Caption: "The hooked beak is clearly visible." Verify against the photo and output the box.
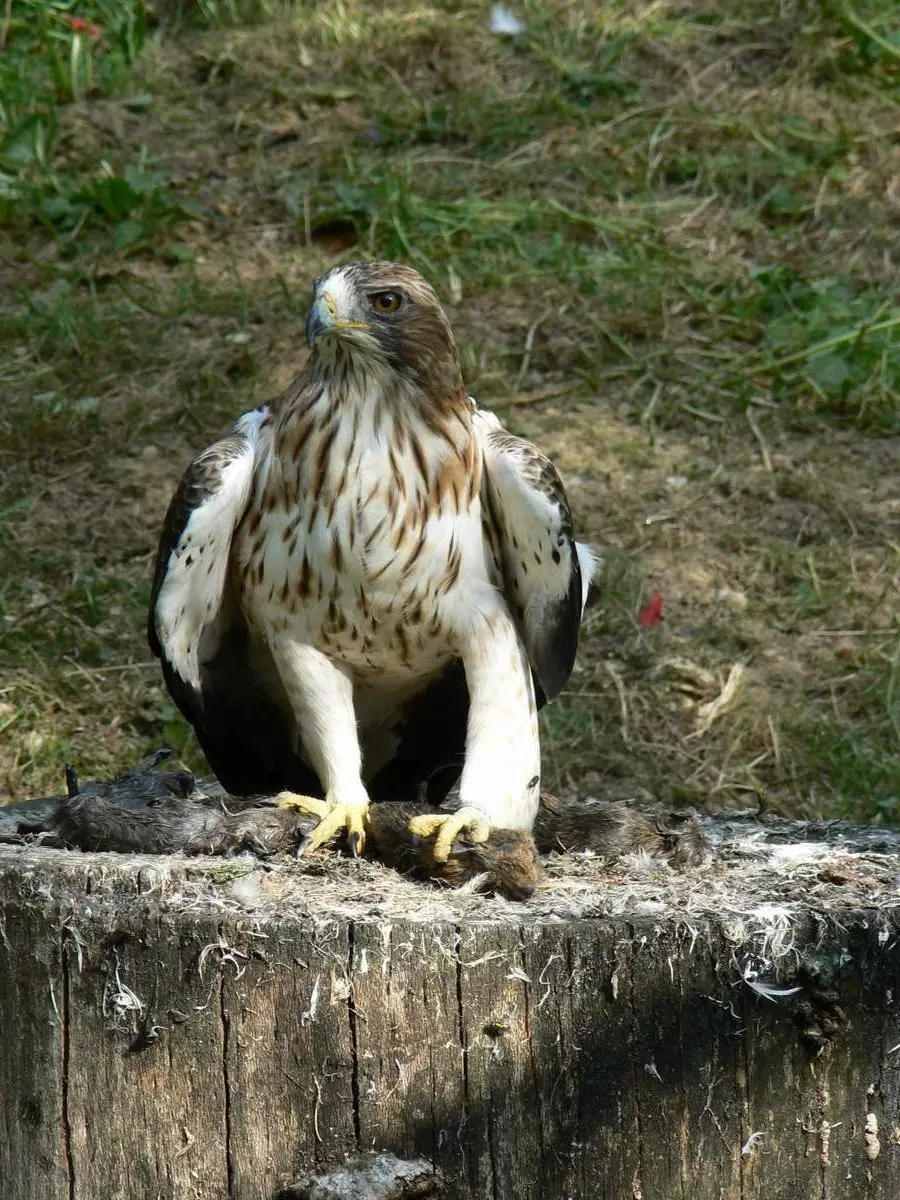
[305,291,370,348]
[305,294,335,348]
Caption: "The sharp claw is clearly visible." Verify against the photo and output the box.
[298,826,330,856]
[408,808,491,863]
[433,829,459,862]
[298,823,337,856]
[289,797,368,857]
[276,791,329,818]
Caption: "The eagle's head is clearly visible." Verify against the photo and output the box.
[305,261,464,400]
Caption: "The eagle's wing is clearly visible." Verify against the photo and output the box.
[148,407,266,692]
[474,405,596,703]
[148,408,319,796]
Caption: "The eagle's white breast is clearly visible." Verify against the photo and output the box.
[232,374,489,687]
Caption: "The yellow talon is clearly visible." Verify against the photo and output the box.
[275,791,369,856]
[275,792,329,818]
[408,806,491,863]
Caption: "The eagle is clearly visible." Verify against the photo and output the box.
[148,261,595,862]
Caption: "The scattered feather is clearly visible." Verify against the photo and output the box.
[742,977,802,1002]
[741,1131,765,1156]
[490,5,525,36]
[229,872,263,905]
[767,842,831,863]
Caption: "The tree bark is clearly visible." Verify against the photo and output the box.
[1,818,898,1200]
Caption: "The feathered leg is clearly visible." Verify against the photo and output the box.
[409,612,540,860]
[270,642,369,854]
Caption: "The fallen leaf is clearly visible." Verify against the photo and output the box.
[638,592,663,627]
[693,663,747,734]
[66,16,102,38]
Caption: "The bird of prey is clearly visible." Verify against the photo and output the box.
[148,261,595,861]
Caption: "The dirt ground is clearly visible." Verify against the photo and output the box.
[0,1,897,821]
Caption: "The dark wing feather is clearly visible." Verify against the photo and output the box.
[148,435,246,660]
[475,407,595,702]
[148,416,262,683]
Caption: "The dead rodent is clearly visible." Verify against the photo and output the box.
[534,793,708,868]
[364,805,543,901]
[7,756,707,901]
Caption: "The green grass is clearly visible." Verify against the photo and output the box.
[789,637,900,822]
[0,2,149,221]
[1,0,898,820]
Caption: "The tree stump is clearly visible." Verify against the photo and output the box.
[1,814,898,1200]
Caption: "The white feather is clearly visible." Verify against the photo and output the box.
[576,541,599,612]
[472,403,591,700]
[490,5,524,36]
[155,410,267,689]
[456,607,541,830]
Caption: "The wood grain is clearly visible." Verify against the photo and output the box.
[1,830,898,1200]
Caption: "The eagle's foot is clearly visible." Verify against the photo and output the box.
[275,791,369,856]
[275,792,326,816]
[407,805,491,863]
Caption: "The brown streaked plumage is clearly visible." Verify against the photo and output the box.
[148,260,595,872]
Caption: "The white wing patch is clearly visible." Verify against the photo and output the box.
[153,410,267,690]
[575,541,598,611]
[474,405,596,700]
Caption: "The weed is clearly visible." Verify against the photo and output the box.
[747,268,900,433]
[0,2,184,243]
[788,639,900,821]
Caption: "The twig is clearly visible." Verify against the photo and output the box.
[767,717,781,773]
[799,629,879,637]
[499,385,572,409]
[746,409,773,473]
[678,401,725,424]
[312,1075,323,1143]
[49,604,98,639]
[692,664,747,736]
[516,311,553,386]
[302,193,312,249]
[411,154,510,172]
[63,662,158,675]
[603,662,630,746]
[173,1128,196,1160]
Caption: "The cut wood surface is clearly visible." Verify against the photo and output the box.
[1,813,898,1200]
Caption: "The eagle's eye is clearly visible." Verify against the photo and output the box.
[369,291,403,315]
